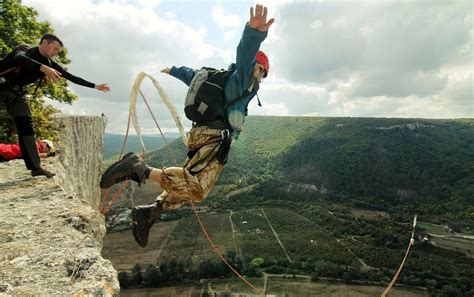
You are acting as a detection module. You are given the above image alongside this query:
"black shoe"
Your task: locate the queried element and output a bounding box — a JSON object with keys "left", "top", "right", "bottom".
{"left": 100, "top": 152, "right": 149, "bottom": 189}
{"left": 131, "top": 203, "right": 162, "bottom": 247}
{"left": 31, "top": 167, "right": 55, "bottom": 178}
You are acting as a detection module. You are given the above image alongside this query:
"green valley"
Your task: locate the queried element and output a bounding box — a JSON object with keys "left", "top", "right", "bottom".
{"left": 103, "top": 116, "right": 473, "bottom": 297}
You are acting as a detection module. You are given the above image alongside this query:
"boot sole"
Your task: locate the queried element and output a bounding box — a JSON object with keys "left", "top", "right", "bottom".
{"left": 132, "top": 207, "right": 156, "bottom": 248}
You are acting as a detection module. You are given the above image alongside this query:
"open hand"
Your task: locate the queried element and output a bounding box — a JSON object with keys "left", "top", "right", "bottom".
{"left": 95, "top": 84, "right": 110, "bottom": 92}
{"left": 249, "top": 4, "right": 275, "bottom": 32}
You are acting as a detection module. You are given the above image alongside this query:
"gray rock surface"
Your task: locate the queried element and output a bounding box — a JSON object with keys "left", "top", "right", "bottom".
{"left": 0, "top": 115, "right": 119, "bottom": 296}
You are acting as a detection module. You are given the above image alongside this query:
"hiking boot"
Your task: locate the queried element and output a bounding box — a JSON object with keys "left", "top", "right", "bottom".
{"left": 100, "top": 152, "right": 149, "bottom": 189}
{"left": 131, "top": 203, "right": 162, "bottom": 247}
{"left": 31, "top": 167, "right": 55, "bottom": 178}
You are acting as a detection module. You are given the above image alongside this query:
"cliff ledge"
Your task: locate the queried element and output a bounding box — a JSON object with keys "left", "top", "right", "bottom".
{"left": 0, "top": 115, "right": 119, "bottom": 296}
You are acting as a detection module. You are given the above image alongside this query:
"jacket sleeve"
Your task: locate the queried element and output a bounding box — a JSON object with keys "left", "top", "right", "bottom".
{"left": 169, "top": 66, "right": 197, "bottom": 86}
{"left": 234, "top": 23, "right": 268, "bottom": 92}
{"left": 12, "top": 46, "right": 43, "bottom": 71}
{"left": 51, "top": 61, "right": 95, "bottom": 88}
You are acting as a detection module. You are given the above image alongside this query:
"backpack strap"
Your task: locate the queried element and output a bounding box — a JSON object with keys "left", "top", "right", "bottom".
{"left": 31, "top": 56, "right": 52, "bottom": 97}
{"left": 0, "top": 67, "right": 19, "bottom": 77}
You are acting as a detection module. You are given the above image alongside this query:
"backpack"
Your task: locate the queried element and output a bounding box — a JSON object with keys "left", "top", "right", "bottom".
{"left": 0, "top": 44, "right": 31, "bottom": 80}
{"left": 184, "top": 67, "right": 229, "bottom": 124}
{"left": 184, "top": 67, "right": 254, "bottom": 126}
{"left": 0, "top": 44, "right": 46, "bottom": 94}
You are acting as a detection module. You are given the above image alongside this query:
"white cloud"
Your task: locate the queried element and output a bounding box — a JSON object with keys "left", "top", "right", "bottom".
{"left": 212, "top": 7, "right": 241, "bottom": 29}
{"left": 18, "top": 0, "right": 473, "bottom": 137}
{"left": 24, "top": 0, "right": 224, "bottom": 133}
{"left": 135, "top": 0, "right": 162, "bottom": 10}
{"left": 268, "top": 0, "right": 473, "bottom": 117}
{"left": 223, "top": 30, "right": 237, "bottom": 41}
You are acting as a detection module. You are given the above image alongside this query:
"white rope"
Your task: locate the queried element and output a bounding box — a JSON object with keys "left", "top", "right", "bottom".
{"left": 130, "top": 72, "right": 188, "bottom": 150}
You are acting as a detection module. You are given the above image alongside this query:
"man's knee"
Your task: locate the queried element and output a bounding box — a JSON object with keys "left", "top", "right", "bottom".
{"left": 14, "top": 116, "right": 35, "bottom": 135}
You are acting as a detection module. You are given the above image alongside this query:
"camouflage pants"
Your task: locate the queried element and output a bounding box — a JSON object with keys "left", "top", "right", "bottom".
{"left": 156, "top": 126, "right": 225, "bottom": 210}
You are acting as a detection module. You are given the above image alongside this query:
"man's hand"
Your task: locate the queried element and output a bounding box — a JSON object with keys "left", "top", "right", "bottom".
{"left": 40, "top": 65, "right": 62, "bottom": 82}
{"left": 95, "top": 84, "right": 110, "bottom": 92}
{"left": 161, "top": 67, "right": 171, "bottom": 75}
{"left": 249, "top": 4, "right": 275, "bottom": 32}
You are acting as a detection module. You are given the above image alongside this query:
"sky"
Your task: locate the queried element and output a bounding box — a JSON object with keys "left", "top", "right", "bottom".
{"left": 22, "top": 0, "right": 473, "bottom": 134}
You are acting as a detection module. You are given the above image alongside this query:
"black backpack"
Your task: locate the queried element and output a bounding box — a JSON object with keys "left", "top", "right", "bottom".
{"left": 184, "top": 67, "right": 254, "bottom": 126}
{"left": 0, "top": 44, "right": 31, "bottom": 79}
{"left": 184, "top": 67, "right": 229, "bottom": 123}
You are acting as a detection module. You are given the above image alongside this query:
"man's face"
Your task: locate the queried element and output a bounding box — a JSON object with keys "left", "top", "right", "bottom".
{"left": 40, "top": 40, "right": 62, "bottom": 59}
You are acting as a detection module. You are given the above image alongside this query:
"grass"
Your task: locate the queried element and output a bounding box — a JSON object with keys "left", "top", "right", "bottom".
{"left": 120, "top": 278, "right": 429, "bottom": 297}
{"left": 102, "top": 220, "right": 180, "bottom": 271}
{"left": 350, "top": 209, "right": 390, "bottom": 220}
{"left": 417, "top": 221, "right": 451, "bottom": 235}
{"left": 157, "top": 212, "right": 236, "bottom": 265}
{"left": 428, "top": 234, "right": 474, "bottom": 257}
{"left": 266, "top": 279, "right": 429, "bottom": 297}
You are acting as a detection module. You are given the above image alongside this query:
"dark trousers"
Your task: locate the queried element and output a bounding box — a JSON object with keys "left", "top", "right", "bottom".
{"left": 0, "top": 90, "right": 41, "bottom": 170}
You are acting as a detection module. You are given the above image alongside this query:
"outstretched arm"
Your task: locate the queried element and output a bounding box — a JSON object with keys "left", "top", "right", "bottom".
{"left": 161, "top": 66, "right": 196, "bottom": 86}
{"left": 235, "top": 4, "right": 274, "bottom": 90}
{"left": 51, "top": 60, "right": 110, "bottom": 92}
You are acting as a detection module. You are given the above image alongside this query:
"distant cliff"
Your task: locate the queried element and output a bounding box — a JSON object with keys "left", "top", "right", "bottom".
{"left": 0, "top": 115, "right": 119, "bottom": 296}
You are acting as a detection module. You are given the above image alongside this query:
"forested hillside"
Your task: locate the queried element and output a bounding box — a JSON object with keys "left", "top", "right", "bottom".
{"left": 103, "top": 133, "right": 179, "bottom": 160}
{"left": 146, "top": 116, "right": 473, "bottom": 226}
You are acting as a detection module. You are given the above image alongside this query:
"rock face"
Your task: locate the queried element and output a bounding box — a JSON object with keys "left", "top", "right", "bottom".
{"left": 0, "top": 115, "right": 119, "bottom": 296}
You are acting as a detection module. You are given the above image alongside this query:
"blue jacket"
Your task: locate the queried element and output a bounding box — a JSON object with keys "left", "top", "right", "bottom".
{"left": 169, "top": 23, "right": 267, "bottom": 135}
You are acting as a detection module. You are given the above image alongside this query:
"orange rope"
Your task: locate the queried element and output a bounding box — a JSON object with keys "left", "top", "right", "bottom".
{"left": 191, "top": 201, "right": 264, "bottom": 295}
{"left": 99, "top": 112, "right": 132, "bottom": 214}
{"left": 140, "top": 89, "right": 264, "bottom": 296}
{"left": 381, "top": 216, "right": 417, "bottom": 296}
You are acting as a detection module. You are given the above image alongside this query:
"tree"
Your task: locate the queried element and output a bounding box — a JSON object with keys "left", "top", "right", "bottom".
{"left": 131, "top": 264, "right": 143, "bottom": 286}
{"left": 0, "top": 0, "right": 78, "bottom": 142}
{"left": 142, "top": 265, "right": 161, "bottom": 288}
{"left": 117, "top": 272, "right": 130, "bottom": 289}
{"left": 441, "top": 285, "right": 462, "bottom": 297}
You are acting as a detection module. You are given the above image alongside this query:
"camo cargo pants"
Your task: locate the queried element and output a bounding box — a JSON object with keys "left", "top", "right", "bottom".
{"left": 156, "top": 126, "right": 225, "bottom": 210}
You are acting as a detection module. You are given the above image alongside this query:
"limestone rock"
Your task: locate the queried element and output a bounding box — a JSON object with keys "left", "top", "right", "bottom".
{"left": 0, "top": 115, "right": 119, "bottom": 296}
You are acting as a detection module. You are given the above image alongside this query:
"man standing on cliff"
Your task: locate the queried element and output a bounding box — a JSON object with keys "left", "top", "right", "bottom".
{"left": 0, "top": 34, "right": 110, "bottom": 178}
{"left": 100, "top": 4, "right": 274, "bottom": 247}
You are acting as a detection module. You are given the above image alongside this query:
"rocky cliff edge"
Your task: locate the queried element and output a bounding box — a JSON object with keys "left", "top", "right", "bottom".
{"left": 0, "top": 115, "right": 119, "bottom": 296}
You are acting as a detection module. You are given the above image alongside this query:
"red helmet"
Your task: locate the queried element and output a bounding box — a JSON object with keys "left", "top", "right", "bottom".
{"left": 256, "top": 50, "right": 269, "bottom": 78}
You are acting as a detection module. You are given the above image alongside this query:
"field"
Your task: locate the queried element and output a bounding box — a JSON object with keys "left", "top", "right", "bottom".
{"left": 120, "top": 278, "right": 429, "bottom": 297}
{"left": 265, "top": 278, "right": 429, "bottom": 297}
{"left": 428, "top": 234, "right": 474, "bottom": 257}
{"left": 120, "top": 285, "right": 202, "bottom": 297}
{"left": 102, "top": 206, "right": 471, "bottom": 295}
{"left": 104, "top": 207, "right": 361, "bottom": 271}
{"left": 417, "top": 221, "right": 451, "bottom": 235}
{"left": 157, "top": 211, "right": 236, "bottom": 264}
{"left": 102, "top": 220, "right": 180, "bottom": 271}
{"left": 350, "top": 209, "right": 390, "bottom": 220}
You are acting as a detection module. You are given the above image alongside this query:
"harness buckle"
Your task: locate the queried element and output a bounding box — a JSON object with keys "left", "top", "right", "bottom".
{"left": 221, "top": 129, "right": 230, "bottom": 140}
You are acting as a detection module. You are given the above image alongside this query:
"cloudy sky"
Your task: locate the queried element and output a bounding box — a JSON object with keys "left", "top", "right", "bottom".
{"left": 23, "top": 0, "right": 473, "bottom": 134}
